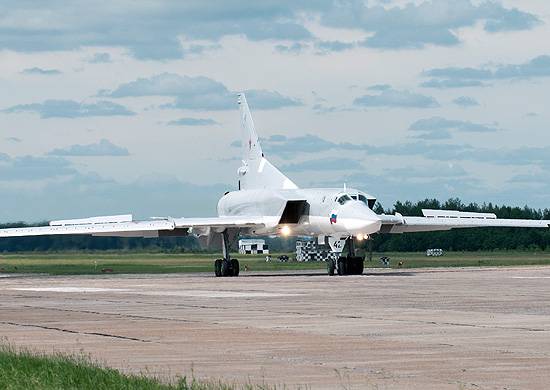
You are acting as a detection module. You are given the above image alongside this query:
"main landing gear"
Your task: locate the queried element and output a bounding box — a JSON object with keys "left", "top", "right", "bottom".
{"left": 214, "top": 230, "right": 239, "bottom": 277}
{"left": 327, "top": 237, "right": 364, "bottom": 276}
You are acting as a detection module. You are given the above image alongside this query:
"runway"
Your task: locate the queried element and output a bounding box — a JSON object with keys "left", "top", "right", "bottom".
{"left": 2, "top": 267, "right": 550, "bottom": 389}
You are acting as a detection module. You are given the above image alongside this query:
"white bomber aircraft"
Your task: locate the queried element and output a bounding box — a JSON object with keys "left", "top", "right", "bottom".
{"left": 2, "top": 93, "right": 549, "bottom": 276}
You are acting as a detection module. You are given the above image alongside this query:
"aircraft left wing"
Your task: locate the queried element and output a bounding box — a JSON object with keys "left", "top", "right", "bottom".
{"left": 0, "top": 214, "right": 269, "bottom": 238}
{"left": 379, "top": 209, "right": 550, "bottom": 233}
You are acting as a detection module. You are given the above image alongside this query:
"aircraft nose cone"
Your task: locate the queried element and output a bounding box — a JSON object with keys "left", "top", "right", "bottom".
{"left": 339, "top": 203, "right": 382, "bottom": 234}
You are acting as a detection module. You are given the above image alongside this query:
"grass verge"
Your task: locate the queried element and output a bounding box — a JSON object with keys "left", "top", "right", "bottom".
{"left": 0, "top": 251, "right": 549, "bottom": 276}
{"left": 0, "top": 343, "right": 273, "bottom": 390}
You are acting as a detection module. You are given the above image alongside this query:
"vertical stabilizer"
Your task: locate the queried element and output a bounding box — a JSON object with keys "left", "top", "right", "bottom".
{"left": 237, "top": 93, "right": 298, "bottom": 190}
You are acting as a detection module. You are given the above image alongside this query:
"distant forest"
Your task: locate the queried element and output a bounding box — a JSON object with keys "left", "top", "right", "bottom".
{"left": 1, "top": 198, "right": 549, "bottom": 253}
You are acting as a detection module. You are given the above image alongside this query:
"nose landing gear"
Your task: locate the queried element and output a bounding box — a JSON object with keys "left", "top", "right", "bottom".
{"left": 328, "top": 236, "right": 364, "bottom": 276}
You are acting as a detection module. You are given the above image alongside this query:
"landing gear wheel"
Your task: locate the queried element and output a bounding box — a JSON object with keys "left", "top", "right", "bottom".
{"left": 214, "top": 259, "right": 222, "bottom": 277}
{"left": 231, "top": 259, "right": 240, "bottom": 277}
{"left": 221, "top": 260, "right": 232, "bottom": 277}
{"left": 337, "top": 258, "right": 347, "bottom": 276}
{"left": 352, "top": 257, "right": 364, "bottom": 275}
{"left": 327, "top": 259, "right": 336, "bottom": 276}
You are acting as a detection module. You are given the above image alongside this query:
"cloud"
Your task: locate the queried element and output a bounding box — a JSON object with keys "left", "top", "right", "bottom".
{"left": 353, "top": 88, "right": 439, "bottom": 108}
{"left": 256, "top": 133, "right": 550, "bottom": 169}
{"left": 21, "top": 67, "right": 61, "bottom": 75}
{"left": 5, "top": 137, "right": 22, "bottom": 143}
{"left": 0, "top": 171, "right": 229, "bottom": 221}
{"left": 0, "top": 3, "right": 313, "bottom": 60}
{"left": 104, "top": 73, "right": 301, "bottom": 110}
{"left": 422, "top": 55, "right": 550, "bottom": 88}
{"left": 87, "top": 53, "right": 112, "bottom": 63}
{"left": 167, "top": 117, "right": 218, "bottom": 126}
{"left": 322, "top": 0, "right": 540, "bottom": 50}
{"left": 3, "top": 100, "right": 135, "bottom": 118}
{"left": 0, "top": 155, "right": 76, "bottom": 181}
{"left": 409, "top": 117, "right": 499, "bottom": 137}
{"left": 384, "top": 164, "right": 468, "bottom": 179}
{"left": 0, "top": 2, "right": 539, "bottom": 60}
{"left": 48, "top": 139, "right": 129, "bottom": 156}
{"left": 367, "top": 84, "right": 392, "bottom": 91}
{"left": 452, "top": 96, "right": 479, "bottom": 107}
{"left": 409, "top": 129, "right": 452, "bottom": 141}
{"left": 315, "top": 40, "right": 355, "bottom": 53}
{"left": 260, "top": 134, "right": 362, "bottom": 158}
{"left": 279, "top": 157, "right": 363, "bottom": 172}
{"left": 275, "top": 42, "right": 307, "bottom": 54}
{"left": 243, "top": 90, "right": 302, "bottom": 110}
{"left": 420, "top": 79, "right": 485, "bottom": 89}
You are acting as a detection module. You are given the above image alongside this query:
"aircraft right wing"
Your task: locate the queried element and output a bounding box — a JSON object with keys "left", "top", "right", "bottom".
{"left": 379, "top": 209, "right": 550, "bottom": 234}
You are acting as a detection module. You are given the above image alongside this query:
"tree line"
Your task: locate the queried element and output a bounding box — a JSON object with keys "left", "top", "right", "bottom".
{"left": 0, "top": 198, "right": 549, "bottom": 253}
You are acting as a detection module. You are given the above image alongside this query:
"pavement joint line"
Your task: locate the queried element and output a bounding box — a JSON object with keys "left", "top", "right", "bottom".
{"left": 0, "top": 321, "right": 153, "bottom": 343}
{"left": 19, "top": 304, "right": 203, "bottom": 324}
{"left": 367, "top": 316, "right": 549, "bottom": 332}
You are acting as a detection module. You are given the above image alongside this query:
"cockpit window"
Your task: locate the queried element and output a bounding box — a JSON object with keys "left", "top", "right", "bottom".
{"left": 337, "top": 194, "right": 352, "bottom": 205}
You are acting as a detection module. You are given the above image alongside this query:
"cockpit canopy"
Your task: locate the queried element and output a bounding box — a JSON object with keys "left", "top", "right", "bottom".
{"left": 335, "top": 190, "right": 377, "bottom": 209}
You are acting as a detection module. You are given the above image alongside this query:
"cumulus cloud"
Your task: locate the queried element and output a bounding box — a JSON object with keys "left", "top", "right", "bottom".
{"left": 0, "top": 2, "right": 539, "bottom": 59}
{"left": 0, "top": 155, "right": 76, "bottom": 181}
{"left": 323, "top": 0, "right": 540, "bottom": 50}
{"left": 0, "top": 2, "right": 312, "bottom": 60}
{"left": 252, "top": 133, "right": 550, "bottom": 169}
{"left": 0, "top": 172, "right": 229, "bottom": 221}
{"left": 21, "top": 67, "right": 61, "bottom": 75}
{"left": 48, "top": 139, "right": 129, "bottom": 156}
{"left": 280, "top": 157, "right": 363, "bottom": 172}
{"left": 422, "top": 55, "right": 550, "bottom": 88}
{"left": 103, "top": 73, "right": 301, "bottom": 110}
{"left": 452, "top": 96, "right": 479, "bottom": 107}
{"left": 87, "top": 53, "right": 112, "bottom": 63}
{"left": 385, "top": 164, "right": 468, "bottom": 179}
{"left": 353, "top": 88, "right": 439, "bottom": 109}
{"left": 274, "top": 42, "right": 307, "bottom": 54}
{"left": 315, "top": 40, "right": 355, "bottom": 53}
{"left": 3, "top": 100, "right": 135, "bottom": 119}
{"left": 167, "top": 117, "right": 218, "bottom": 126}
{"left": 408, "top": 116, "right": 498, "bottom": 140}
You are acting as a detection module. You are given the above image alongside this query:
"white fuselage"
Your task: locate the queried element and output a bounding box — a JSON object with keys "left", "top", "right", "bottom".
{"left": 217, "top": 188, "right": 382, "bottom": 238}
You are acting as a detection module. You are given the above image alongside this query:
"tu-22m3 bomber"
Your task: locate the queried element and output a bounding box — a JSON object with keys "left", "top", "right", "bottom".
{"left": 2, "top": 93, "right": 549, "bottom": 276}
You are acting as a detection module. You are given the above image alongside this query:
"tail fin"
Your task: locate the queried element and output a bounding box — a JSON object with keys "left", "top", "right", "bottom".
{"left": 237, "top": 93, "right": 298, "bottom": 190}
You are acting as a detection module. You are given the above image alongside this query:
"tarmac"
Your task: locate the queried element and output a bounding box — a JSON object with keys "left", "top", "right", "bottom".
{"left": 2, "top": 266, "right": 550, "bottom": 389}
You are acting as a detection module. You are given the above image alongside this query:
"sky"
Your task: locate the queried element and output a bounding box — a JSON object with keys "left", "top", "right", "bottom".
{"left": 1, "top": 0, "right": 549, "bottom": 221}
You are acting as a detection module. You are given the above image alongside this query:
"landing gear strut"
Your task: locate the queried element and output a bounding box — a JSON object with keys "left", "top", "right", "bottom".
{"left": 328, "top": 237, "right": 364, "bottom": 276}
{"left": 214, "top": 230, "right": 239, "bottom": 277}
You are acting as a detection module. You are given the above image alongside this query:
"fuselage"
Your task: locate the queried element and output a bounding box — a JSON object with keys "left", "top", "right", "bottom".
{"left": 217, "top": 188, "right": 382, "bottom": 238}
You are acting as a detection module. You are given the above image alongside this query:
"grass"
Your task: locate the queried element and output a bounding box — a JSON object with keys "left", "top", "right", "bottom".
{"left": 0, "top": 252, "right": 325, "bottom": 275}
{"left": 0, "top": 343, "right": 274, "bottom": 390}
{"left": 0, "top": 251, "right": 549, "bottom": 276}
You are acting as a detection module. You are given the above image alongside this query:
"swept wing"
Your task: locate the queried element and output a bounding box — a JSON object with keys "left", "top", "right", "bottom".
{"left": 0, "top": 214, "right": 268, "bottom": 238}
{"left": 380, "top": 209, "right": 550, "bottom": 234}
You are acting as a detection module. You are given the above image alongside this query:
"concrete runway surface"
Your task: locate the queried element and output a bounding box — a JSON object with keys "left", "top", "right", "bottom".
{"left": 2, "top": 267, "right": 550, "bottom": 389}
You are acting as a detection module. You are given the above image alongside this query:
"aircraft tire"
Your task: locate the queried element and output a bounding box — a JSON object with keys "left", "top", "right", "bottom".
{"left": 354, "top": 257, "right": 364, "bottom": 275}
{"left": 327, "top": 259, "right": 336, "bottom": 276}
{"left": 231, "top": 259, "right": 240, "bottom": 277}
{"left": 221, "top": 260, "right": 232, "bottom": 277}
{"left": 214, "top": 259, "right": 223, "bottom": 277}
{"left": 337, "top": 258, "right": 347, "bottom": 276}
